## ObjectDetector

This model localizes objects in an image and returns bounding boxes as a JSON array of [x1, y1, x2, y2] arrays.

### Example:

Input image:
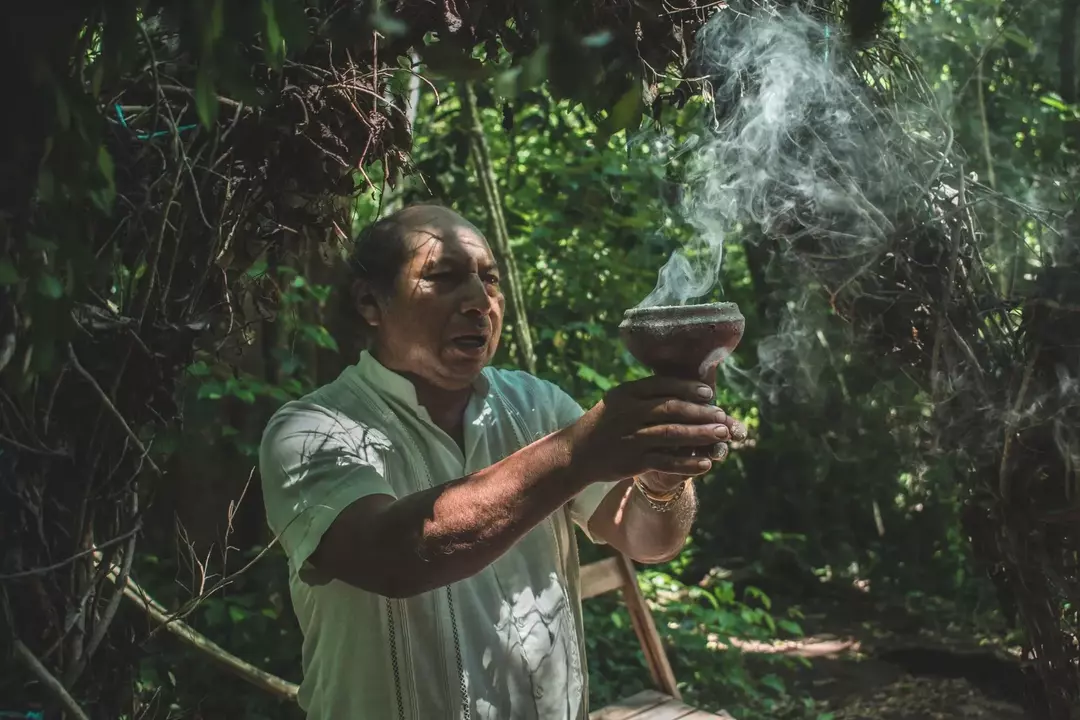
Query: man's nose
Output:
[[460, 273, 494, 314]]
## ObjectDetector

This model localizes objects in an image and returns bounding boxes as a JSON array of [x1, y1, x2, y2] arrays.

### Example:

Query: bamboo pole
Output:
[[459, 82, 538, 375]]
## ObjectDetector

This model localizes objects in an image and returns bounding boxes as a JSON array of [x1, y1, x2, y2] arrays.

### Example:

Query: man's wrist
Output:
[[637, 471, 687, 495], [633, 475, 690, 512]]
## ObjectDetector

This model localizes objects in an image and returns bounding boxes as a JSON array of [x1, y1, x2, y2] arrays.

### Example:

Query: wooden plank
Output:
[[589, 690, 670, 720], [632, 698, 700, 720], [591, 694, 735, 720], [616, 554, 681, 700], [677, 709, 737, 719], [581, 556, 623, 600]]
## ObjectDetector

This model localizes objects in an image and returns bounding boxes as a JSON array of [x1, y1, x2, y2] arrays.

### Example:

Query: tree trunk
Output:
[[459, 82, 537, 375]]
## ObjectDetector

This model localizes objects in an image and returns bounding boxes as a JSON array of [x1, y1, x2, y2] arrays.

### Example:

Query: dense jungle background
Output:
[[2, 0, 1078, 718]]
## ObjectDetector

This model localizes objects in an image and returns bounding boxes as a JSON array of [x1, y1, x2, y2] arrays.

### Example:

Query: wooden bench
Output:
[[581, 553, 735, 720]]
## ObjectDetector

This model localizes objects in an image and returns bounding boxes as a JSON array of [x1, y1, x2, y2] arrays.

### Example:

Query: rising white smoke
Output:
[[636, 4, 935, 309]]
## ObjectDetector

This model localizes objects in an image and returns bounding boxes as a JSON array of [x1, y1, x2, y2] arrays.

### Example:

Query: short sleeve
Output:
[[545, 382, 618, 545], [259, 401, 396, 584]]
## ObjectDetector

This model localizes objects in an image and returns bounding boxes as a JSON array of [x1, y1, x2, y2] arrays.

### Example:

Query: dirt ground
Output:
[[734, 591, 1032, 720]]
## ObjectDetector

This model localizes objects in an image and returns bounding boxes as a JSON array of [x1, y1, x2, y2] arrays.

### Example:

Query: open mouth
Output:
[[451, 334, 487, 351]]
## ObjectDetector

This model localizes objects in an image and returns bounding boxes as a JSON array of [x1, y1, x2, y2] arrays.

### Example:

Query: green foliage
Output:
[[4, 0, 1075, 714], [182, 262, 335, 460], [583, 543, 814, 717]]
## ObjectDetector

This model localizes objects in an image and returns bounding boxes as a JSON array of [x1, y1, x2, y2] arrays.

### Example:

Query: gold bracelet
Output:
[[633, 477, 688, 513]]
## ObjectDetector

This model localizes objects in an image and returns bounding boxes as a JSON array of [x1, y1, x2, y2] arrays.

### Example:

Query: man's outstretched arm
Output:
[[301, 377, 723, 597], [310, 428, 588, 598]]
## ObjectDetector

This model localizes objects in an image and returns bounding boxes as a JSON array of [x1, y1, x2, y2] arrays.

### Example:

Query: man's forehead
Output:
[[402, 223, 493, 264]]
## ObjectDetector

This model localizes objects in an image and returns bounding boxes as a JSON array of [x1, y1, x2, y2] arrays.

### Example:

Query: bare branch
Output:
[[67, 344, 162, 477], [13, 639, 92, 720], [0, 525, 140, 581], [97, 553, 299, 701]]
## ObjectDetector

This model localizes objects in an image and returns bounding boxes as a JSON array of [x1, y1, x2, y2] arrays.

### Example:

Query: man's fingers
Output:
[[637, 422, 730, 446], [626, 375, 714, 402], [644, 398, 725, 425], [643, 453, 713, 476], [725, 417, 748, 441]]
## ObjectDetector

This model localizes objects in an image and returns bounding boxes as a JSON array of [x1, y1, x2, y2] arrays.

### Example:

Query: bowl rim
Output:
[[619, 301, 744, 328]]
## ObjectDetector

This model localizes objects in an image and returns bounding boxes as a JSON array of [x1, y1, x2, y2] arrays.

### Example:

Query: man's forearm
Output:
[[328, 429, 589, 597], [589, 479, 697, 564]]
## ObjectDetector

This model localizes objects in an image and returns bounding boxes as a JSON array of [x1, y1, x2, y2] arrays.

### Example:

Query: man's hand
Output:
[[638, 408, 748, 493], [560, 375, 731, 485]]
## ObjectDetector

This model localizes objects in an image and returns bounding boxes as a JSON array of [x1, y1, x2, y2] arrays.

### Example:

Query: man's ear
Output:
[[351, 279, 382, 327]]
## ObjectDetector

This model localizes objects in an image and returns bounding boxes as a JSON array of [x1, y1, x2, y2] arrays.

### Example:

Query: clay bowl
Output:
[[619, 302, 745, 384], [619, 302, 745, 459]]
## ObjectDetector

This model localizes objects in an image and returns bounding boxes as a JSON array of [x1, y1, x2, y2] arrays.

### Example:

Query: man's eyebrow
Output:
[[421, 257, 454, 271], [421, 253, 499, 272]]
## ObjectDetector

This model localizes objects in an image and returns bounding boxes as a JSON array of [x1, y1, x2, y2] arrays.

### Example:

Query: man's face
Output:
[[366, 207, 505, 390]]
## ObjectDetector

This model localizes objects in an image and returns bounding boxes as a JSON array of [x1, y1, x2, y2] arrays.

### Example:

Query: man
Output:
[[259, 204, 744, 720]]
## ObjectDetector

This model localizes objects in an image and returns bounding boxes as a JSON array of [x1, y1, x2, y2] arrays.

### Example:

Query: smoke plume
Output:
[[637, 4, 937, 310]]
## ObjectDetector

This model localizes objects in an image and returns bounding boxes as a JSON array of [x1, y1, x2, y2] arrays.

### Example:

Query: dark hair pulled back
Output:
[[347, 215, 409, 298]]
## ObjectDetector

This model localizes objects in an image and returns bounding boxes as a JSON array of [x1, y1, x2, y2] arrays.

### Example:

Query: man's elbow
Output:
[[378, 579, 418, 599], [377, 572, 439, 599], [316, 558, 425, 598]]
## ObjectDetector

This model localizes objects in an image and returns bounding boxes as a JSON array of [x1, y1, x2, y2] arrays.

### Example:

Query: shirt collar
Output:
[[352, 350, 491, 412]]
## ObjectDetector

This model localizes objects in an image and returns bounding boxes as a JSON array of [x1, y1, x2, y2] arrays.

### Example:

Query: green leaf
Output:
[[744, 585, 772, 609], [98, 146, 115, 179], [597, 81, 644, 144], [519, 46, 549, 90], [90, 60, 105, 99], [302, 325, 339, 351], [269, 386, 292, 402], [37, 274, 64, 299], [204, 602, 226, 626], [581, 31, 613, 48], [54, 86, 72, 130], [91, 147, 117, 212], [760, 674, 785, 694], [575, 363, 614, 391], [275, 0, 312, 52], [208, 0, 225, 42], [0, 261, 18, 286], [371, 5, 408, 38], [195, 70, 219, 127], [187, 360, 211, 377], [36, 167, 55, 203], [778, 618, 803, 635], [420, 42, 489, 81], [493, 67, 523, 99], [197, 380, 224, 400], [1002, 28, 1034, 51], [262, 0, 284, 68], [246, 260, 269, 278], [217, 45, 266, 107], [234, 387, 257, 403], [1040, 94, 1068, 111]]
